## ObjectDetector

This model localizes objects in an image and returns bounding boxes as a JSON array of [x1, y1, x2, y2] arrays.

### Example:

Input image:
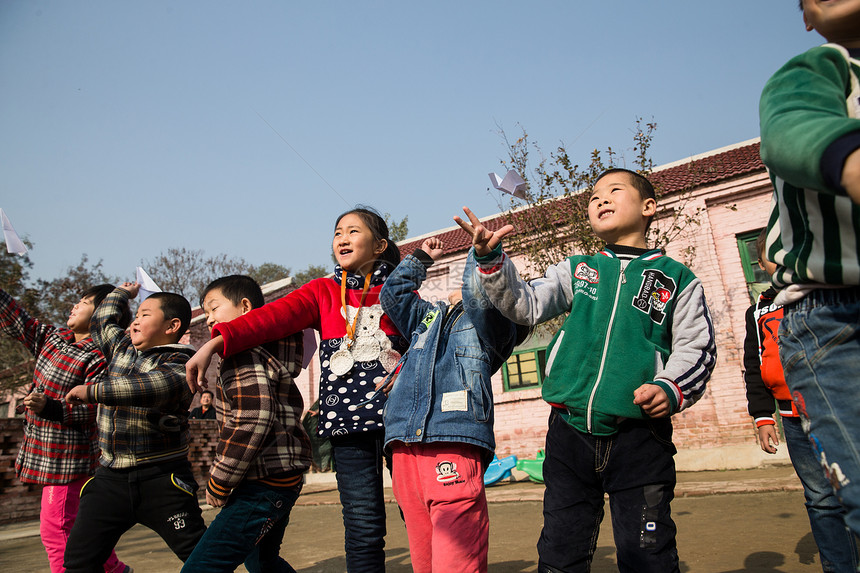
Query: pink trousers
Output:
[[41, 478, 126, 573], [391, 442, 489, 573]]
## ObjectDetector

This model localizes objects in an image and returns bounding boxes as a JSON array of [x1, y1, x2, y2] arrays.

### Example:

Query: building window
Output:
[[737, 229, 771, 303], [503, 348, 547, 391]]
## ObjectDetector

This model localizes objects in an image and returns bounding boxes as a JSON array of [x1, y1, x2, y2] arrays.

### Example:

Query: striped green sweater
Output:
[[760, 44, 860, 288]]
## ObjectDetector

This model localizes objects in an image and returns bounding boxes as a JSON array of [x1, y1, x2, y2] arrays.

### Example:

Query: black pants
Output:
[[64, 460, 206, 573], [537, 411, 679, 573]]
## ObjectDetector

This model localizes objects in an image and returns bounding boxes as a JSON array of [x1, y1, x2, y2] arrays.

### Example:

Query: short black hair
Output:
[[81, 284, 131, 329], [200, 390, 213, 398], [147, 292, 191, 341], [200, 275, 265, 310], [756, 228, 768, 260], [595, 168, 656, 202], [334, 206, 402, 270]]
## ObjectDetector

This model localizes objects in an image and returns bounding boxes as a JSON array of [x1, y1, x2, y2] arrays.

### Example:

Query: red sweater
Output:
[[213, 269, 406, 437]]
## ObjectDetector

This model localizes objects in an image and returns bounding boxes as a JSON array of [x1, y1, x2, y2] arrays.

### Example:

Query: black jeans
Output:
[[64, 460, 206, 573], [330, 430, 387, 573], [537, 411, 679, 573]]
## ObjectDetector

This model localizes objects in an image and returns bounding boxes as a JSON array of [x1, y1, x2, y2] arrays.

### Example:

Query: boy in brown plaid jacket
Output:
[[182, 275, 311, 573]]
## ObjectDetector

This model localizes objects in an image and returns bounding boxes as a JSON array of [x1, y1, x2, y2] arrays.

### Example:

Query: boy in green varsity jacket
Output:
[[456, 168, 716, 572], [182, 275, 311, 573], [62, 283, 206, 572], [759, 0, 860, 538]]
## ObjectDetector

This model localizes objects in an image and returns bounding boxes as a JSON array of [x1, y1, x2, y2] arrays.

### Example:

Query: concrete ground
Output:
[[0, 465, 836, 572]]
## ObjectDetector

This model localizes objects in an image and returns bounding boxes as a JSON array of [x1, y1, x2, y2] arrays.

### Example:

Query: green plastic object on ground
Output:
[[516, 449, 545, 483]]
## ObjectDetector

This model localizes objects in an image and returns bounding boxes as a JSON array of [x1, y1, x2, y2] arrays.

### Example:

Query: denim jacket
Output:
[[379, 249, 521, 459]]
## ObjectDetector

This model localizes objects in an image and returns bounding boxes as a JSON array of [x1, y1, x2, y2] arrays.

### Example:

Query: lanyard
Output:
[[340, 271, 372, 348]]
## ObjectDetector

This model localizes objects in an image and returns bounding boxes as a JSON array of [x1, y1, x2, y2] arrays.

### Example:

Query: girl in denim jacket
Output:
[[379, 238, 527, 573]]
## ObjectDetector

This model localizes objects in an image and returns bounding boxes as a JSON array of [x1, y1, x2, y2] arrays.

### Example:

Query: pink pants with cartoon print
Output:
[[391, 442, 489, 573], [41, 477, 126, 573]]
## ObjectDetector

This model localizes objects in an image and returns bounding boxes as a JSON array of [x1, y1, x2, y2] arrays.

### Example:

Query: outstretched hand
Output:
[[453, 206, 515, 257], [186, 336, 223, 393], [119, 282, 141, 299], [66, 385, 90, 405], [421, 238, 444, 261]]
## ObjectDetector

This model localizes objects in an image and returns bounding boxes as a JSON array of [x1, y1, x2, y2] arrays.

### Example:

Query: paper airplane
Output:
[[489, 169, 528, 199], [135, 266, 162, 300], [0, 209, 28, 255]]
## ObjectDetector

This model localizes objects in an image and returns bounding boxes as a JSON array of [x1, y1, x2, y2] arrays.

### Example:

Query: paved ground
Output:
[[0, 465, 835, 572]]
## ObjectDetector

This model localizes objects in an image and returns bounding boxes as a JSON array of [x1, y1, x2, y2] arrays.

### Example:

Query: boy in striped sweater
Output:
[[759, 0, 860, 538], [181, 275, 311, 573]]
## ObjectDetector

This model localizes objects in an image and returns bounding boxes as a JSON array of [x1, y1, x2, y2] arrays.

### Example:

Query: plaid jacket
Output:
[[88, 289, 195, 469], [208, 335, 312, 501], [0, 289, 103, 485]]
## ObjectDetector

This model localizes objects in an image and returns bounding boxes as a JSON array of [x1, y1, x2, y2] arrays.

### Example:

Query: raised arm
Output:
[[379, 239, 439, 337], [0, 287, 56, 358], [90, 284, 137, 363]]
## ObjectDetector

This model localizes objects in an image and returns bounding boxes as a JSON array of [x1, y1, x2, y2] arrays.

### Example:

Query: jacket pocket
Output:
[[455, 346, 492, 423]]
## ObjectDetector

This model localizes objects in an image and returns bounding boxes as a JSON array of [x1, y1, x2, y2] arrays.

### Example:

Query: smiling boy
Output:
[[181, 275, 310, 572], [63, 282, 206, 572], [457, 168, 716, 572]]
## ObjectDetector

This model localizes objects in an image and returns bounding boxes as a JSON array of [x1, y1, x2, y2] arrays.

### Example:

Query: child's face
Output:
[[202, 288, 251, 331], [333, 213, 386, 274], [66, 295, 96, 335], [130, 298, 174, 351], [588, 172, 656, 246], [802, 0, 860, 44]]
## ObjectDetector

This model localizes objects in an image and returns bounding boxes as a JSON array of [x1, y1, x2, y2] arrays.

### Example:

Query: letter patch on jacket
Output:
[[574, 262, 599, 283], [632, 270, 677, 325]]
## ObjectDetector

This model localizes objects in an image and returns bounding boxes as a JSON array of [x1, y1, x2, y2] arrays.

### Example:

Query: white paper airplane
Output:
[[489, 169, 528, 199], [0, 209, 27, 255], [135, 267, 162, 300]]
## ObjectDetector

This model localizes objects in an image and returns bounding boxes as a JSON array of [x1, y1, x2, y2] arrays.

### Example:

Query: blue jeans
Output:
[[331, 430, 387, 573], [181, 480, 301, 573], [783, 416, 858, 572], [537, 411, 679, 573], [780, 288, 860, 540]]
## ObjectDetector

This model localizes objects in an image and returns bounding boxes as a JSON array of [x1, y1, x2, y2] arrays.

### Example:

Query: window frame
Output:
[[502, 346, 547, 392]]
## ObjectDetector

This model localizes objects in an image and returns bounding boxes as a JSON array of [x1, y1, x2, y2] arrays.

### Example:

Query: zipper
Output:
[[585, 261, 625, 432]]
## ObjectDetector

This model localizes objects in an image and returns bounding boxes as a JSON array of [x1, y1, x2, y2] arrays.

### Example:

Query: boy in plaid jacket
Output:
[[182, 275, 311, 572], [63, 283, 206, 572]]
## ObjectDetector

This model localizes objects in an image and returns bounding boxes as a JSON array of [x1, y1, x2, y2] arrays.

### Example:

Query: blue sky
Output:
[[0, 1, 819, 284]]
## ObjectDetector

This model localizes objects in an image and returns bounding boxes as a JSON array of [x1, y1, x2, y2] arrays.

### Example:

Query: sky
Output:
[[0, 1, 820, 285]]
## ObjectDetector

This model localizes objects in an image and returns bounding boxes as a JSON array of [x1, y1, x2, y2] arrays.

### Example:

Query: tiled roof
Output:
[[398, 140, 764, 258]]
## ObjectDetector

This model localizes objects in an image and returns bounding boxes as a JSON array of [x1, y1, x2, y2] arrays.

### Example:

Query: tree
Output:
[[142, 248, 252, 303], [248, 262, 291, 286], [36, 254, 120, 326], [385, 213, 409, 243], [293, 264, 329, 287]]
